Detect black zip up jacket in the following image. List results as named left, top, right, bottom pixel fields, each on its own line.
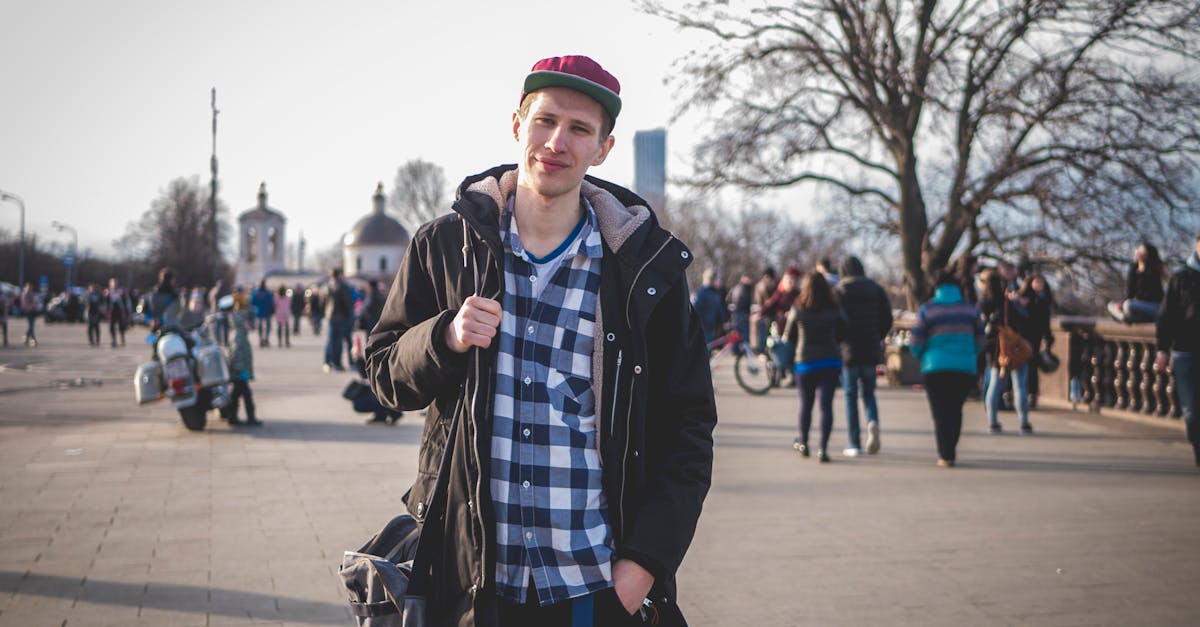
left=365, top=165, right=717, bottom=626
left=1156, top=261, right=1200, bottom=354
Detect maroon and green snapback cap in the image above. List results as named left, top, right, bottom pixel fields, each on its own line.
left=521, top=55, right=622, bottom=121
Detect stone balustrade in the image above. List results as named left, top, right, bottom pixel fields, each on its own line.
left=886, top=316, right=1182, bottom=422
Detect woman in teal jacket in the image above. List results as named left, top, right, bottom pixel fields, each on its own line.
left=909, top=271, right=985, bottom=467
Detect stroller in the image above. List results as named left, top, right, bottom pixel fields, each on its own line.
left=344, top=334, right=403, bottom=425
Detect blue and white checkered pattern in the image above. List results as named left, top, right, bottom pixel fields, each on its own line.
left=490, top=196, right=614, bottom=605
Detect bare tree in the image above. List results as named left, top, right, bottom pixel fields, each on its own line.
left=644, top=0, right=1200, bottom=307
left=664, top=194, right=833, bottom=289
left=389, top=159, right=448, bottom=229
left=115, top=176, right=230, bottom=288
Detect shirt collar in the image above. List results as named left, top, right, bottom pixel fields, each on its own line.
left=502, top=194, right=604, bottom=263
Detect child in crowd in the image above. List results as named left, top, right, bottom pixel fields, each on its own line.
left=220, top=295, right=260, bottom=426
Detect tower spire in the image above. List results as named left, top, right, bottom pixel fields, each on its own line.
left=209, top=87, right=220, bottom=283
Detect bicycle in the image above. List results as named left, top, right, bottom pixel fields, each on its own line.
left=707, top=328, right=783, bottom=395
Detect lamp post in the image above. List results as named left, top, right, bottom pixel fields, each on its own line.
left=50, top=220, right=78, bottom=290
left=0, top=190, right=25, bottom=287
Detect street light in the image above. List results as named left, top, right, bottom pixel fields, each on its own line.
left=0, top=189, right=25, bottom=287
left=50, top=220, right=77, bottom=290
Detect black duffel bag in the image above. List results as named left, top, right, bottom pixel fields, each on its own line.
left=339, top=411, right=458, bottom=626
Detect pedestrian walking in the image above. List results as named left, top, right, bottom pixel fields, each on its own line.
left=1156, top=231, right=1200, bottom=466
left=983, top=275, right=1035, bottom=435
left=322, top=268, right=354, bottom=372
left=364, top=54, right=716, bottom=626
left=836, top=256, right=892, bottom=456
left=750, top=266, right=777, bottom=352
left=1108, top=241, right=1167, bottom=323
left=762, top=267, right=801, bottom=379
left=909, top=271, right=986, bottom=467
left=20, top=283, right=39, bottom=347
left=106, top=278, right=131, bottom=347
left=290, top=283, right=304, bottom=335
left=1023, top=275, right=1055, bottom=408
left=785, top=271, right=847, bottom=462
left=274, top=285, right=292, bottom=347
left=250, top=279, right=274, bottom=348
left=728, top=273, right=754, bottom=349
left=84, top=283, right=104, bottom=346
left=692, top=268, right=727, bottom=348
left=306, top=285, right=323, bottom=336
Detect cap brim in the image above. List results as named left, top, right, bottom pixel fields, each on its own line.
left=524, top=71, right=621, bottom=121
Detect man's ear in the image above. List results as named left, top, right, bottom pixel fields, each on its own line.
left=512, top=111, right=522, bottom=141
left=591, top=134, right=615, bottom=167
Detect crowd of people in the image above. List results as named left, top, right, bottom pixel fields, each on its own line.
left=693, top=234, right=1200, bottom=468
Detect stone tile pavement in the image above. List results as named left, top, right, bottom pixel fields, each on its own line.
left=1, top=322, right=1198, bottom=626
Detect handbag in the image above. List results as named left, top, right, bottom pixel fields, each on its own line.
left=339, top=410, right=459, bottom=626
left=342, top=379, right=370, bottom=401
left=997, top=302, right=1033, bottom=371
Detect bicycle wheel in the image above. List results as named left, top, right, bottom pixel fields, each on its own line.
left=735, top=350, right=775, bottom=395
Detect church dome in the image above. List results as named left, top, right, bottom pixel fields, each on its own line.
left=344, top=183, right=410, bottom=247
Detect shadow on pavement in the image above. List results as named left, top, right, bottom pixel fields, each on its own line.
left=0, top=571, right=347, bottom=624
left=207, top=418, right=423, bottom=444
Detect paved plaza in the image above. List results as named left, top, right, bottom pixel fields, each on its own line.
left=1, top=322, right=1198, bottom=626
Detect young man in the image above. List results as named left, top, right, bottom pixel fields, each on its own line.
left=366, top=55, right=717, bottom=626
left=1156, top=232, right=1200, bottom=466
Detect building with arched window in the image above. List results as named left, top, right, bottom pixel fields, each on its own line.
left=235, top=182, right=287, bottom=287
left=342, top=183, right=410, bottom=282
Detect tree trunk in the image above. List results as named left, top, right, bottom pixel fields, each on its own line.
left=897, top=152, right=929, bottom=309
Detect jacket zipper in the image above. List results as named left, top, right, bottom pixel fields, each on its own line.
left=610, top=350, right=623, bottom=438
left=463, top=218, right=493, bottom=592
left=618, top=234, right=675, bottom=539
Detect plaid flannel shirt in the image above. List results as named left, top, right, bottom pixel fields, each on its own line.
left=490, top=196, right=614, bottom=605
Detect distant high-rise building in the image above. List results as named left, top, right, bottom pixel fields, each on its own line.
left=634, top=129, right=666, bottom=214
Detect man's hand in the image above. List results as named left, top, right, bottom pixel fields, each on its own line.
left=612, top=559, right=654, bottom=615
left=445, top=296, right=502, bottom=353
left=1155, top=351, right=1170, bottom=372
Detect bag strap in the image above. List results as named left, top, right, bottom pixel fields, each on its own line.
left=404, top=378, right=464, bottom=600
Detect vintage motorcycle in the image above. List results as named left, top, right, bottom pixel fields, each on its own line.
left=133, top=317, right=230, bottom=431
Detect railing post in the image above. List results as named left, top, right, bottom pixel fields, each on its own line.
left=1114, top=342, right=1130, bottom=410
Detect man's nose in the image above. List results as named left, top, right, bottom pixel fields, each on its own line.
left=544, top=124, right=567, bottom=152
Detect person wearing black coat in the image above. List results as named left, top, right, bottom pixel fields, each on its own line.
left=365, top=56, right=715, bottom=627
left=1156, top=232, right=1200, bottom=465
left=836, top=256, right=892, bottom=455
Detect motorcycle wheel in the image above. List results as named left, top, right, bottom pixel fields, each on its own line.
left=178, top=389, right=210, bottom=431
left=734, top=351, right=775, bottom=396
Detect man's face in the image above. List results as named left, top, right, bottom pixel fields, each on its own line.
left=513, top=87, right=614, bottom=203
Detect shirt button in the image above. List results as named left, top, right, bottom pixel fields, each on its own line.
left=525, top=531, right=533, bottom=540
left=606, top=332, right=615, bottom=342
left=527, top=325, right=535, bottom=334
left=523, top=376, right=532, bottom=385
left=647, top=287, right=657, bottom=295
left=681, top=250, right=689, bottom=259
left=529, top=274, right=537, bottom=282
left=634, top=365, right=643, bottom=374
left=522, top=480, right=530, bottom=488
left=523, top=428, right=531, bottom=437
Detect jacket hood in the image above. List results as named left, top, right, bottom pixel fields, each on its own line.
left=454, top=164, right=653, bottom=253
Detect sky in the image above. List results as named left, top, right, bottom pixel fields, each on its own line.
left=0, top=0, right=710, bottom=260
